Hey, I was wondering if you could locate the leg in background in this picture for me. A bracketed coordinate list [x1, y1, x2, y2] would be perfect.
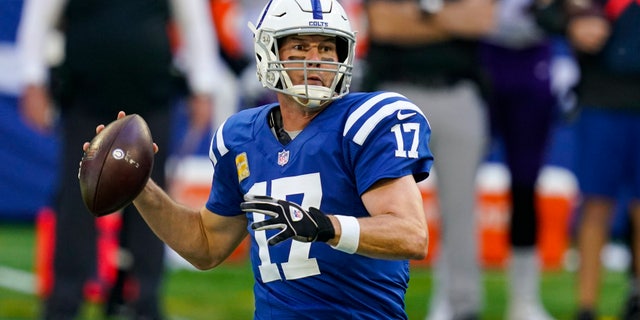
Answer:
[44, 112, 99, 320]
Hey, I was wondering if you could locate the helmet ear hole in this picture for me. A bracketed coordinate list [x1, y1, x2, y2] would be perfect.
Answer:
[336, 37, 348, 63]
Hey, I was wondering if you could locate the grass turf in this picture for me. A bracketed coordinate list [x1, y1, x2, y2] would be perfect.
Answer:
[0, 222, 628, 320]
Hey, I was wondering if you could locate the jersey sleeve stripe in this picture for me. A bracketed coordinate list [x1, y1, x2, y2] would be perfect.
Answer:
[210, 119, 229, 165]
[343, 92, 405, 136]
[352, 100, 425, 146]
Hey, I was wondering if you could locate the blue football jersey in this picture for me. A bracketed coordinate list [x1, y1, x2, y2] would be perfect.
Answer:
[206, 91, 433, 319]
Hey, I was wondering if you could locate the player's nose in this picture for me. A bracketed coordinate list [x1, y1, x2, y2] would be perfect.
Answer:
[305, 47, 322, 65]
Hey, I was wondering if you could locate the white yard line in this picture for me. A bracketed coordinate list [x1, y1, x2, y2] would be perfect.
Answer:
[0, 265, 35, 295]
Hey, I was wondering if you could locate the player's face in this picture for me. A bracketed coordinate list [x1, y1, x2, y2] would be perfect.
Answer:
[278, 35, 339, 88]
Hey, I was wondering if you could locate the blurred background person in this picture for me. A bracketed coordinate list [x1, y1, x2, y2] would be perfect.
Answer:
[362, 0, 495, 318]
[203, 0, 273, 113]
[558, 0, 640, 318]
[17, 0, 222, 318]
[232, 0, 279, 108]
[0, 0, 62, 221]
[478, 0, 580, 317]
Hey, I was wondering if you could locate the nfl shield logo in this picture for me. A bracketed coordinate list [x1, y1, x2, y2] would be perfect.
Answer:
[290, 207, 303, 221]
[278, 150, 290, 166]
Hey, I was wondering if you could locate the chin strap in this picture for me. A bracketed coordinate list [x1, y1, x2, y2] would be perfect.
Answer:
[286, 85, 333, 108]
[268, 108, 293, 145]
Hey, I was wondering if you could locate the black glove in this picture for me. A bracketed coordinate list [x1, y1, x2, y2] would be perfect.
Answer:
[240, 195, 335, 246]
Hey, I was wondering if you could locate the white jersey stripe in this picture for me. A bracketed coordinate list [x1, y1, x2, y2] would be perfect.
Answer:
[210, 119, 229, 165]
[343, 92, 404, 136]
[352, 101, 425, 145]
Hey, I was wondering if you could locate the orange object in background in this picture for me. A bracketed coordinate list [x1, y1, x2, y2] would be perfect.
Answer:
[537, 195, 573, 269]
[411, 178, 440, 266]
[340, 0, 369, 59]
[476, 165, 578, 270]
[475, 163, 512, 269]
[476, 193, 575, 270]
[35, 207, 56, 298]
[209, 0, 244, 60]
[35, 208, 122, 302]
[477, 191, 511, 269]
[536, 167, 578, 270]
[411, 164, 577, 270]
[84, 213, 122, 303]
[164, 158, 577, 270]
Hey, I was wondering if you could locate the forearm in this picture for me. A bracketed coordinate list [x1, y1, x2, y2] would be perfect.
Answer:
[328, 176, 429, 260]
[329, 213, 428, 260]
[366, 0, 495, 45]
[366, 0, 450, 45]
[133, 179, 216, 268]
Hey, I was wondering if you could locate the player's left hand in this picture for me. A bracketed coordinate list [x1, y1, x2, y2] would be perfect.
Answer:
[240, 195, 335, 246]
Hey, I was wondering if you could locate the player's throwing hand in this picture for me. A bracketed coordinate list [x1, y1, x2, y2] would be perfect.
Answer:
[241, 195, 335, 245]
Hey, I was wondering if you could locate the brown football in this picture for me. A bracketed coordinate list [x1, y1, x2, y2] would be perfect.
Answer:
[79, 114, 154, 216]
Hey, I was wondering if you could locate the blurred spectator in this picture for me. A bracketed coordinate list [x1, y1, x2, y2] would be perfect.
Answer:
[362, 0, 494, 318]
[558, 0, 640, 318]
[17, 0, 222, 318]
[478, 0, 579, 318]
[0, 0, 61, 221]
[239, 0, 279, 108]
[204, 0, 274, 117]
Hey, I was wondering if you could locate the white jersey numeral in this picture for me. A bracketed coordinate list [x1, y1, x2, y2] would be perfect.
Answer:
[391, 123, 420, 158]
[247, 173, 323, 283]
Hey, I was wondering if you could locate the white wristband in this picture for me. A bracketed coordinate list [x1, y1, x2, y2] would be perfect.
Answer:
[331, 215, 360, 254]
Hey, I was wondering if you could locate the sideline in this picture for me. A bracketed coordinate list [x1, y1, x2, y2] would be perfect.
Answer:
[0, 265, 35, 295]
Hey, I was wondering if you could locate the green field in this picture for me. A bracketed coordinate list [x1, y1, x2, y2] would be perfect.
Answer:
[0, 222, 628, 320]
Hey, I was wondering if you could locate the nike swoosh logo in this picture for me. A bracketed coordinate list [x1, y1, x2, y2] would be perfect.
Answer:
[397, 110, 417, 120]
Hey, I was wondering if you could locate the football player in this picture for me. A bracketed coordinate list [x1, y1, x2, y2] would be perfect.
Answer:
[88, 0, 434, 318]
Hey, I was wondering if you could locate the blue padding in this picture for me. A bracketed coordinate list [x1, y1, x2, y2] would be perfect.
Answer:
[544, 121, 576, 170]
[0, 0, 24, 43]
[0, 94, 60, 220]
[169, 99, 213, 157]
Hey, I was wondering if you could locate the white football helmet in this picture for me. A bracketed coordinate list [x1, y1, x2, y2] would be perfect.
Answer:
[248, 0, 356, 108]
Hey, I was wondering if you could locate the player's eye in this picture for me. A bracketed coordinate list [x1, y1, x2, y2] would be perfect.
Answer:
[319, 44, 335, 53]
